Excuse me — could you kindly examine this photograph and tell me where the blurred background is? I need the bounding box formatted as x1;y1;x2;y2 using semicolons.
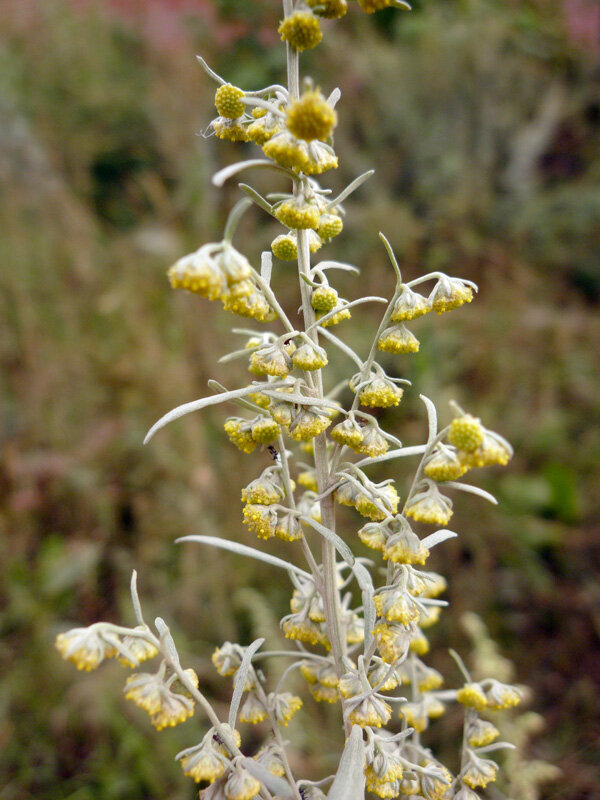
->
1;0;599;798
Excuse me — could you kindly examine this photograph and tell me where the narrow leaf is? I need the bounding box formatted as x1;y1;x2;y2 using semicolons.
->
444;481;498;504
299;518;355;566
229;637;264;728
314;260;360;274
327;725;365;800
239;183;274;215
329;170;374;207
175;535;311;578
212;159;290;188
354;445;428;468
241;758;295;798
144;383;287;443
261;251;273;286
353;563;375;652
421;529;458;549
420;394;438;446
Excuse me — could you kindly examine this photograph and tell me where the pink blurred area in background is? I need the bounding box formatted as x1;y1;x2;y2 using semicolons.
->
5;0;254;53
564;0;600;53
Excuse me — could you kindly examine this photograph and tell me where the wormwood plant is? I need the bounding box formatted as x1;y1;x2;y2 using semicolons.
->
56;2;527;799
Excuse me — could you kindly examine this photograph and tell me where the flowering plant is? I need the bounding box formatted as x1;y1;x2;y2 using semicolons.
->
55;2;536;799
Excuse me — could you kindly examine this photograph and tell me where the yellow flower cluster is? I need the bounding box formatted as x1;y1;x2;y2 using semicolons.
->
224;416;281;453
124;671;195;730
168;243;276;322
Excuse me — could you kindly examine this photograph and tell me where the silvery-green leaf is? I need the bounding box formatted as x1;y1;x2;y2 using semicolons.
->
352;563;375;652
306;296;387;333
176;536;311;578
421;529;458;549
261;251;273;286
314;260;359;274
130;571;145;627
154;617;179;662
144;382;288;443
444;481;498;504
241;758;295;798
299;518;355;566
327;725;365;800
319;328;363;368
420;394;438;446
229;637;264;728
327;88;341;108
329;170;374;207
354;445;428;469
239;183;274;215
212;159;291;188
475;742;516;754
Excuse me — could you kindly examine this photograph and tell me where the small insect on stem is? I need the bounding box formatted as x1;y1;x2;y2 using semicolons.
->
267;445;281;463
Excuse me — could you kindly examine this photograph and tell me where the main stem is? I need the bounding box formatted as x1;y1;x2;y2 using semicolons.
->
282;5;345;680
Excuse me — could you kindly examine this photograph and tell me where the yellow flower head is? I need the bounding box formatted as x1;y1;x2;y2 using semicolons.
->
457;682;488;712
215;84;246;119
212;117;250;142
382;519;429;565
485;679;522;710
221;283;277;322
448;414;485;453
239;692;268;724
311;284;338;313
243;504;278;539
249;343;292;377
317;212;343;240
286;90;337;142
124;671;194;729
263;130;311;171
224;418;256;454
405;484;453;526
269;692;303;725
357;0;396;13
391;286;431;321
278;11;323;51
356;376;403;408
212;642;244;677
275;198;320;230
288;408;331;441
377;324;420;354
117;628;159;668
374;589;420;625
424;445;468;482
358;522;386;550
241;472;284;505
271;234;298;261
251;416;281;445
224;762;262;800
274;513;303;542
430;276;475;314
348;695;392;728
357;426;390;457
292;342;328;371
55;625;117;671
176;735;228;783
462;755;499;789
168;247;226;301
467;717;500;747
317;305;351;327
459;429;513;468
307;0;348;19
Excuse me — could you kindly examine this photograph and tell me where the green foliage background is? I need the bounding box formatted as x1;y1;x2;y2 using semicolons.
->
1;1;599;797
